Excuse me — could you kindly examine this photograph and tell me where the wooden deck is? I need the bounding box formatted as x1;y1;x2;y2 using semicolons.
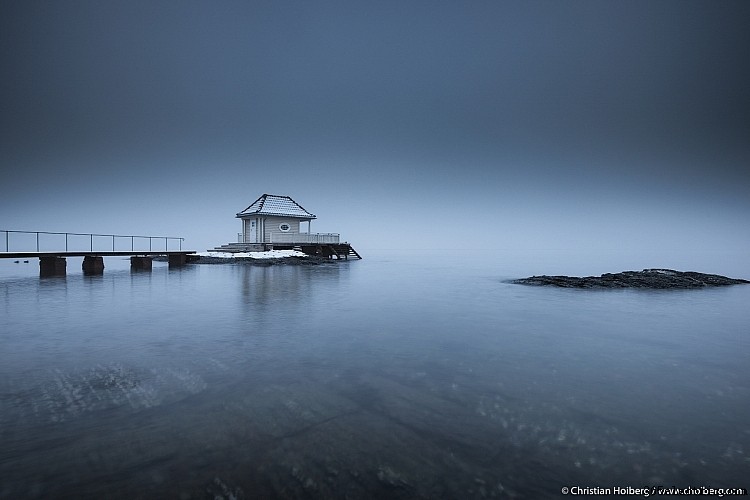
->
0;251;196;259
0;251;198;276
1;230;196;276
297;243;362;260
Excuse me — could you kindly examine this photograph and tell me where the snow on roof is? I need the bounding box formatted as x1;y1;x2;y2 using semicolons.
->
236;194;316;219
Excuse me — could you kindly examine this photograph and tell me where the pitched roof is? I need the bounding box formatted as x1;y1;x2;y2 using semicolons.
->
236;194;316;219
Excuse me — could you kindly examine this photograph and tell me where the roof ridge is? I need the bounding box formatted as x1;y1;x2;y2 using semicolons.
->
293;197;313;217
239;194;265;214
236;194;316;219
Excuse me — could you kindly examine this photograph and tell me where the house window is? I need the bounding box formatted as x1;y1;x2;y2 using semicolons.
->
279;223;291;232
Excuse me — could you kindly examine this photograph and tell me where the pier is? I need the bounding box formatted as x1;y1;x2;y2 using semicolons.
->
1;230;196;276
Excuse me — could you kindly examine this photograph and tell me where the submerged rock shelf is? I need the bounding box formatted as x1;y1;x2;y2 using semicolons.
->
511;269;750;289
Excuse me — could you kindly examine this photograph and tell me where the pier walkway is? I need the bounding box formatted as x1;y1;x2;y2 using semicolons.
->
1;230;196;276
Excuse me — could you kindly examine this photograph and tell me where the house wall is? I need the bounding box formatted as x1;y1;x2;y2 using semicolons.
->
263;216;300;243
241;216;310;243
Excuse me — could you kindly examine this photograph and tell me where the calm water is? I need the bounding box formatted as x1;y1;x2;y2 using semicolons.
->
1;252;748;499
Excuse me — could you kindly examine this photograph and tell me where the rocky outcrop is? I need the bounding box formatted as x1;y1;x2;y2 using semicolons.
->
195;256;326;266
511;269;750;289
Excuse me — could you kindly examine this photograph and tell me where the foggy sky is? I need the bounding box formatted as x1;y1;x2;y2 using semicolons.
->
1;1;749;272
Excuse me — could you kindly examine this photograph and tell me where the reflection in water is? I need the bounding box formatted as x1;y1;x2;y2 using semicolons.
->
0;255;748;498
239;262;343;334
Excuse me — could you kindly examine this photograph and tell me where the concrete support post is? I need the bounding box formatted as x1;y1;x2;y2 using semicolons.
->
40;256;66;277
130;256;153;271
82;256;105;275
168;254;187;267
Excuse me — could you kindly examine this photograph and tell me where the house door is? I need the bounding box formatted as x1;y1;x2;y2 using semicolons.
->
247;220;257;243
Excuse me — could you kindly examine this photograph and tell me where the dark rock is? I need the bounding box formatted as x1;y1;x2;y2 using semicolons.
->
510;269;750;289
195;255;327;266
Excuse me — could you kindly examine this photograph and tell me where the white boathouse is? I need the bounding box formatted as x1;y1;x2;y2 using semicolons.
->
212;194;361;259
236;194;339;245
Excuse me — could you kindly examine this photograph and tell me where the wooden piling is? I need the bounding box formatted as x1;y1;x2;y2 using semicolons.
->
39;256;66;277
82;256;105;275
130;256;153;271
168;254;187;267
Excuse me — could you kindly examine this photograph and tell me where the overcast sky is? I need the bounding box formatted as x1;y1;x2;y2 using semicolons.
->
1;1;748;272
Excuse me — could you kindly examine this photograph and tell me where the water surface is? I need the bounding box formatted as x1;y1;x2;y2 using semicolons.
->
1;252;748;498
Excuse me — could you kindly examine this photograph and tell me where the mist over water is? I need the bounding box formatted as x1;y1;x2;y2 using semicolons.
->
2;1;749;257
1;252;748;498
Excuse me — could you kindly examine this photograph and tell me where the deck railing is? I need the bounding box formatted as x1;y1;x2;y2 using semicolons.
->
270;233;340;244
1;230;184;253
236;232;341;244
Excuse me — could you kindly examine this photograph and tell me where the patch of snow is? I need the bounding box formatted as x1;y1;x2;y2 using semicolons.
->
651;269;675;275
197;250;307;259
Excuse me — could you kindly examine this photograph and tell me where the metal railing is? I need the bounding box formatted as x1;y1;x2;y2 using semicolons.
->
270;233;340;244
1;230;184;253
236;232;341;244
